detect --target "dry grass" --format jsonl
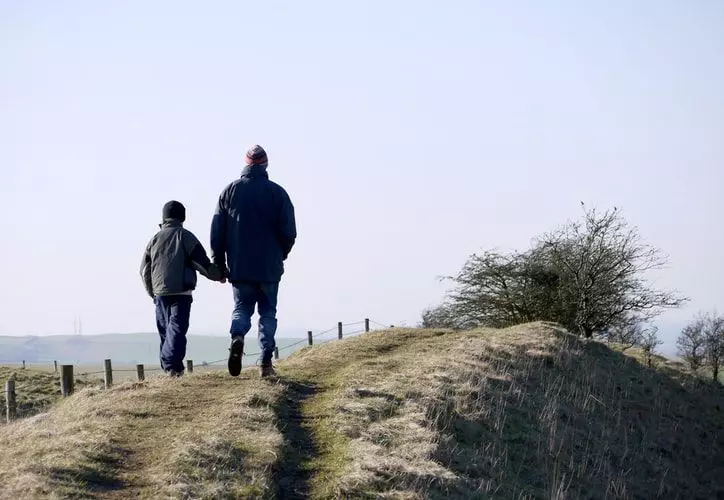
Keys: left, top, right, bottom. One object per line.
{"left": 0, "top": 371, "right": 285, "bottom": 499}
{"left": 0, "top": 367, "right": 97, "bottom": 421}
{"left": 283, "top": 323, "right": 724, "bottom": 499}
{"left": 2, "top": 324, "right": 724, "bottom": 499}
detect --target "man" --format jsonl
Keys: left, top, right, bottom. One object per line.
{"left": 141, "top": 200, "right": 222, "bottom": 376}
{"left": 211, "top": 145, "right": 297, "bottom": 378}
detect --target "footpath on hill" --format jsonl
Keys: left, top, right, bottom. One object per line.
{"left": 1, "top": 324, "right": 724, "bottom": 499}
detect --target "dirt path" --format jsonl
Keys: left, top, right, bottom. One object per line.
{"left": 272, "top": 380, "right": 319, "bottom": 499}
{"left": 94, "top": 371, "right": 328, "bottom": 499}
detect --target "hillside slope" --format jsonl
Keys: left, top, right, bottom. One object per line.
{"left": 1, "top": 323, "right": 723, "bottom": 499}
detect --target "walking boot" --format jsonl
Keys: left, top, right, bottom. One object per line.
{"left": 228, "top": 337, "right": 244, "bottom": 377}
{"left": 260, "top": 361, "right": 276, "bottom": 379}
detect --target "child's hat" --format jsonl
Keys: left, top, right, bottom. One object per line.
{"left": 162, "top": 200, "right": 186, "bottom": 222}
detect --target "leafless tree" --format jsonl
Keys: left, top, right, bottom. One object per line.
{"left": 432, "top": 205, "right": 686, "bottom": 337}
{"left": 702, "top": 312, "right": 724, "bottom": 382}
{"left": 676, "top": 316, "right": 706, "bottom": 371}
{"left": 603, "top": 314, "right": 649, "bottom": 351}
{"left": 420, "top": 303, "right": 461, "bottom": 329}
{"left": 639, "top": 326, "right": 663, "bottom": 368}
{"left": 538, "top": 205, "right": 686, "bottom": 338}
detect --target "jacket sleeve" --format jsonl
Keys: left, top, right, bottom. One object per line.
{"left": 278, "top": 188, "right": 297, "bottom": 260}
{"left": 140, "top": 240, "right": 154, "bottom": 298}
{"left": 210, "top": 190, "right": 228, "bottom": 268}
{"left": 184, "top": 230, "right": 222, "bottom": 281}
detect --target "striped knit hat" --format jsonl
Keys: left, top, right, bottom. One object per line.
{"left": 245, "top": 145, "right": 268, "bottom": 167}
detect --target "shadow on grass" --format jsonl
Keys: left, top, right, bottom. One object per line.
{"left": 272, "top": 378, "right": 319, "bottom": 500}
{"left": 430, "top": 331, "right": 724, "bottom": 499}
{"left": 42, "top": 447, "right": 127, "bottom": 498}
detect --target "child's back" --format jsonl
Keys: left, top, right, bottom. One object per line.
{"left": 145, "top": 220, "right": 206, "bottom": 296}
{"left": 140, "top": 201, "right": 221, "bottom": 376}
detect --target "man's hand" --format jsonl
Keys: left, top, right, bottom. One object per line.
{"left": 206, "top": 263, "right": 229, "bottom": 283}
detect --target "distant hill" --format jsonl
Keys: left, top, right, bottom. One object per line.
{"left": 0, "top": 333, "right": 307, "bottom": 365}
{"left": 1, "top": 323, "right": 722, "bottom": 498}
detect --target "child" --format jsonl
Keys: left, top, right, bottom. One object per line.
{"left": 140, "top": 200, "right": 222, "bottom": 376}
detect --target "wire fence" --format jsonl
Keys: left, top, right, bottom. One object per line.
{"left": 2, "top": 318, "right": 396, "bottom": 422}
{"left": 1, "top": 318, "right": 393, "bottom": 379}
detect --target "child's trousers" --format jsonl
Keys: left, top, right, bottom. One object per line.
{"left": 155, "top": 295, "right": 193, "bottom": 373}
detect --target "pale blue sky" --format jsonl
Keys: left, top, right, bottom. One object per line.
{"left": 1, "top": 1, "right": 722, "bottom": 353}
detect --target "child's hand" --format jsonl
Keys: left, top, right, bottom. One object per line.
{"left": 206, "top": 263, "right": 228, "bottom": 283}
{"left": 218, "top": 265, "right": 229, "bottom": 284}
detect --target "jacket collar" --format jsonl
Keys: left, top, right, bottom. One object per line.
{"left": 160, "top": 219, "right": 183, "bottom": 229}
{"left": 241, "top": 164, "right": 269, "bottom": 179}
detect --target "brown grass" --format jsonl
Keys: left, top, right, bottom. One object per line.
{"left": 283, "top": 323, "right": 724, "bottom": 499}
{"left": 0, "top": 371, "right": 284, "bottom": 499}
{"left": 2, "top": 323, "right": 724, "bottom": 499}
{"left": 0, "top": 367, "right": 97, "bottom": 420}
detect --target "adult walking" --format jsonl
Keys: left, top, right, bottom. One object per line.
{"left": 211, "top": 145, "right": 297, "bottom": 378}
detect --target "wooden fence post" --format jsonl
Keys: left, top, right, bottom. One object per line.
{"left": 5, "top": 377, "right": 16, "bottom": 423}
{"left": 60, "top": 365, "right": 74, "bottom": 397}
{"left": 338, "top": 322, "right": 343, "bottom": 340}
{"left": 136, "top": 364, "right": 145, "bottom": 381}
{"left": 186, "top": 360, "right": 194, "bottom": 373}
{"left": 365, "top": 318, "right": 370, "bottom": 332}
{"left": 274, "top": 347, "right": 279, "bottom": 360}
{"left": 104, "top": 359, "right": 113, "bottom": 389}
{"left": 307, "top": 331, "right": 313, "bottom": 346}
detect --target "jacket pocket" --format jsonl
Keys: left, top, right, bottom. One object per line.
{"left": 184, "top": 268, "right": 198, "bottom": 291}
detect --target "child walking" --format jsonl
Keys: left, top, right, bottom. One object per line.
{"left": 140, "top": 201, "right": 222, "bottom": 376}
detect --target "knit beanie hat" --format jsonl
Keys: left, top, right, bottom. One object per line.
{"left": 162, "top": 200, "right": 186, "bottom": 222}
{"left": 245, "top": 145, "right": 268, "bottom": 167}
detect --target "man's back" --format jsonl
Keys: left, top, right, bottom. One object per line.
{"left": 211, "top": 164, "right": 296, "bottom": 283}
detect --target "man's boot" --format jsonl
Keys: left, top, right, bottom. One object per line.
{"left": 228, "top": 337, "right": 244, "bottom": 377}
{"left": 260, "top": 361, "right": 276, "bottom": 378}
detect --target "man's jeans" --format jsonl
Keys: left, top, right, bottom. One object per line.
{"left": 155, "top": 295, "right": 193, "bottom": 373}
{"left": 231, "top": 281, "right": 279, "bottom": 363}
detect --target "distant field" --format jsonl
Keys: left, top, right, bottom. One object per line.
{"left": 0, "top": 333, "right": 317, "bottom": 365}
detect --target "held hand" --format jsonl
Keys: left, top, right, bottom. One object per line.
{"left": 206, "top": 263, "right": 229, "bottom": 283}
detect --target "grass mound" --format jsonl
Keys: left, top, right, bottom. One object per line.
{"left": 0, "top": 371, "right": 284, "bottom": 499}
{"left": 283, "top": 323, "right": 724, "bottom": 499}
{"left": 2, "top": 323, "right": 723, "bottom": 499}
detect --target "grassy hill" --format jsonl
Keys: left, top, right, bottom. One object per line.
{"left": 1, "top": 323, "right": 723, "bottom": 499}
